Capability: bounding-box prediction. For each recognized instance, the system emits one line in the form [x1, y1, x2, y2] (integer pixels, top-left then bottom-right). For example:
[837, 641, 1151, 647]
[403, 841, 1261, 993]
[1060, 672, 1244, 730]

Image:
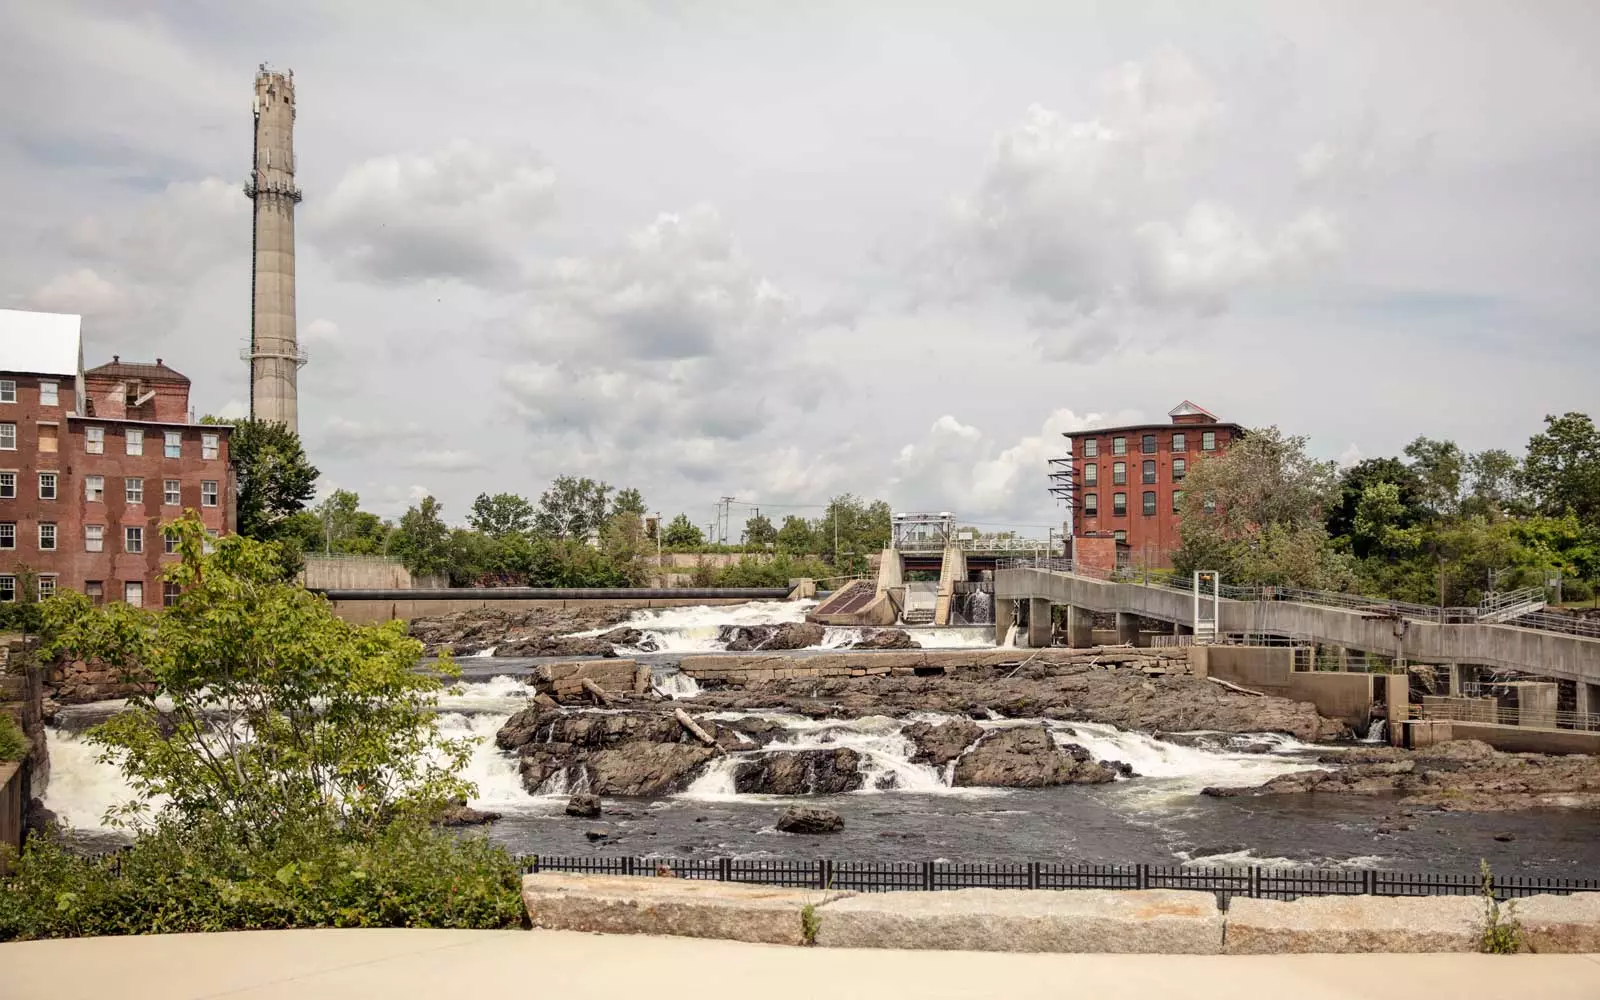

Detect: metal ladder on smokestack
[1193, 571, 1221, 644]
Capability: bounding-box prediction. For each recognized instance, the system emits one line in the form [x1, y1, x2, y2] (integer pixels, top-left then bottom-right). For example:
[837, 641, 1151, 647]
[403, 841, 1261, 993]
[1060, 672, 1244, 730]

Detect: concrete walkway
[3, 929, 1598, 1000]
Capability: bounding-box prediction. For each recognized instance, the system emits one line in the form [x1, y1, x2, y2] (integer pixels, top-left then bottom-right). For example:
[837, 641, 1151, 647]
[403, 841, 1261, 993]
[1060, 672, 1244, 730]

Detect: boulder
[719, 622, 826, 651]
[902, 720, 983, 766]
[952, 726, 1119, 788]
[580, 743, 718, 797]
[734, 749, 864, 795]
[566, 793, 602, 818]
[435, 796, 501, 827]
[597, 627, 659, 652]
[776, 805, 844, 833]
[852, 629, 919, 650]
[497, 635, 619, 658]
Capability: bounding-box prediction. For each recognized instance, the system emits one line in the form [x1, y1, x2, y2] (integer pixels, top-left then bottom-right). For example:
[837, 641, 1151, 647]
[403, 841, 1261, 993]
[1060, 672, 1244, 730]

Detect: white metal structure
[891, 512, 955, 551]
[1192, 570, 1221, 644]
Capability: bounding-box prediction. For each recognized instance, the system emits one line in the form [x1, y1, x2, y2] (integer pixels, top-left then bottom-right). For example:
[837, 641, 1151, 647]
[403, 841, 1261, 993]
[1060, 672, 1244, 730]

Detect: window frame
[1142, 460, 1156, 484]
[85, 524, 104, 552]
[1111, 436, 1127, 456]
[164, 430, 182, 458]
[1173, 457, 1187, 482]
[0, 575, 13, 603]
[36, 422, 58, 454]
[85, 426, 105, 454]
[85, 475, 104, 502]
[1142, 491, 1157, 517]
[125, 476, 144, 504]
[164, 479, 181, 506]
[0, 522, 14, 549]
[1082, 492, 1098, 516]
[1202, 431, 1217, 452]
[164, 528, 180, 554]
[1141, 433, 1157, 454]
[126, 427, 144, 456]
[202, 432, 219, 460]
[1083, 463, 1098, 486]
[0, 422, 15, 450]
[1082, 438, 1098, 458]
[85, 581, 104, 606]
[124, 581, 144, 608]
[1171, 432, 1186, 453]
[0, 381, 14, 404]
[38, 471, 57, 500]
[1112, 492, 1128, 517]
[39, 381, 58, 407]
[0, 472, 13, 499]
[201, 480, 219, 507]
[1172, 490, 1185, 514]
[163, 581, 181, 608]
[1112, 461, 1127, 485]
[38, 522, 56, 550]
[125, 526, 144, 554]
[1112, 530, 1127, 543]
[37, 575, 56, 599]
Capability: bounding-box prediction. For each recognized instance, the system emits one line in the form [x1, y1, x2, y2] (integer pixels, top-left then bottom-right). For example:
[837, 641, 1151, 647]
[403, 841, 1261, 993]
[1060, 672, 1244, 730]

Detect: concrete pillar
[248, 69, 303, 432]
[994, 599, 1017, 646]
[1385, 673, 1409, 747]
[1028, 598, 1053, 648]
[1582, 683, 1600, 730]
[1172, 622, 1193, 637]
[1446, 663, 1461, 697]
[1116, 612, 1143, 647]
[1513, 682, 1558, 729]
[1065, 605, 1094, 649]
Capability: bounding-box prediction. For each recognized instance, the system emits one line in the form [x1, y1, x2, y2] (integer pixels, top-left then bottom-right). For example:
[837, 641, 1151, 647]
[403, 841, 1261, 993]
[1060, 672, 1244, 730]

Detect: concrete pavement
[3, 929, 1599, 1000]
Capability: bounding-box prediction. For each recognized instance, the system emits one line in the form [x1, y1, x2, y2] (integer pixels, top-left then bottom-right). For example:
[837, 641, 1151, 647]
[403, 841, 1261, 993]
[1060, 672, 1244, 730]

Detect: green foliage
[39, 515, 470, 841]
[0, 714, 26, 763]
[745, 514, 778, 548]
[820, 494, 892, 572]
[800, 902, 820, 946]
[1478, 860, 1524, 955]
[612, 488, 648, 519]
[0, 818, 523, 940]
[535, 476, 615, 540]
[391, 496, 453, 579]
[230, 420, 320, 545]
[309, 490, 392, 555]
[661, 513, 707, 549]
[776, 515, 818, 555]
[468, 492, 536, 539]
[708, 555, 831, 588]
[1522, 412, 1600, 522]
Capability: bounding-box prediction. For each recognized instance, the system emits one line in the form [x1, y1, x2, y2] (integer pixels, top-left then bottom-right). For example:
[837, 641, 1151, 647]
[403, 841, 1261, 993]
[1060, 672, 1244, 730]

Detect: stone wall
[301, 555, 446, 591]
[46, 656, 143, 704]
[0, 636, 49, 867]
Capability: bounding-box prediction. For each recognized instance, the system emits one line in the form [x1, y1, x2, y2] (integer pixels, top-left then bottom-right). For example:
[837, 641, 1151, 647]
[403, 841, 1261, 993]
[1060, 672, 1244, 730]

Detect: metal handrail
[1416, 700, 1600, 733]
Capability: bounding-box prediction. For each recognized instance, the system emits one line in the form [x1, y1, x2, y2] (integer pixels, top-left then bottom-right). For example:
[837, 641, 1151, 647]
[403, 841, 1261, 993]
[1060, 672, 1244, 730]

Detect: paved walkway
[3, 929, 1598, 999]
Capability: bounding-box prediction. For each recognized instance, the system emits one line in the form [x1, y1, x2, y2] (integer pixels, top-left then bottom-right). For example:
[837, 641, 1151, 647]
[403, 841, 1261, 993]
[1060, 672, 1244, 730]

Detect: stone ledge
[1224, 895, 1481, 953]
[1515, 892, 1600, 953]
[521, 872, 851, 946]
[812, 888, 1223, 954]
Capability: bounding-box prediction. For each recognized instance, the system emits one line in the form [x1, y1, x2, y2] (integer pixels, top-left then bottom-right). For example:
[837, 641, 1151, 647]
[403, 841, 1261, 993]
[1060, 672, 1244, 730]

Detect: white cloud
[30, 268, 124, 317]
[315, 140, 555, 287]
[1337, 443, 1364, 468]
[302, 318, 340, 345]
[401, 449, 486, 473]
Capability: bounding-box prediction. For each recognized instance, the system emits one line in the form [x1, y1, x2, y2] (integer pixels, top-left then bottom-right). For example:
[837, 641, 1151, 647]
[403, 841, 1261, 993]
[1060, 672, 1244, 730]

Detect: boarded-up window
[38, 424, 58, 453]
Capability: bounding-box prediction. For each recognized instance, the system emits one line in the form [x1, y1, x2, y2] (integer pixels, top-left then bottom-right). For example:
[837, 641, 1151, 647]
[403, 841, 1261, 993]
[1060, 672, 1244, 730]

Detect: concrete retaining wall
[1190, 646, 1374, 728]
[328, 596, 758, 626]
[300, 556, 446, 591]
[0, 762, 21, 874]
[1412, 721, 1600, 755]
[679, 647, 1191, 685]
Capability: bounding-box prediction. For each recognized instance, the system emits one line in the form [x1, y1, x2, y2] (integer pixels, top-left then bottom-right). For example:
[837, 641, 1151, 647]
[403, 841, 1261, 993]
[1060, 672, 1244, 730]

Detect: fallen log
[580, 678, 612, 706]
[675, 707, 718, 747]
[1207, 676, 1266, 697]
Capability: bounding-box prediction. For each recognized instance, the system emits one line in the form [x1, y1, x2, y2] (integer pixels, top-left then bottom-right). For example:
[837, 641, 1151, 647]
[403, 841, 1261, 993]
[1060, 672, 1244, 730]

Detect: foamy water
[567, 600, 1000, 653]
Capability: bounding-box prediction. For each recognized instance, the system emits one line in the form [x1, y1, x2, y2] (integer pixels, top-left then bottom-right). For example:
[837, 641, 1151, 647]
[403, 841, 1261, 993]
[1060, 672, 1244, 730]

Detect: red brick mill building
[0, 310, 234, 608]
[1050, 401, 1241, 571]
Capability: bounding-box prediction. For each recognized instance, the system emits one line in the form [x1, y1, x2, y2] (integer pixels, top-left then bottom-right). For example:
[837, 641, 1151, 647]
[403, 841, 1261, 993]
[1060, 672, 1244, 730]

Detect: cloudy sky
[3, 1, 1596, 535]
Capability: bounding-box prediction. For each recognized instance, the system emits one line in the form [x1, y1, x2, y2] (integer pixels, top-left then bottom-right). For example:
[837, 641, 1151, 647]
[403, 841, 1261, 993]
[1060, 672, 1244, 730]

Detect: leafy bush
[1478, 860, 1524, 954]
[0, 819, 523, 940]
[709, 556, 832, 588]
[0, 714, 25, 762]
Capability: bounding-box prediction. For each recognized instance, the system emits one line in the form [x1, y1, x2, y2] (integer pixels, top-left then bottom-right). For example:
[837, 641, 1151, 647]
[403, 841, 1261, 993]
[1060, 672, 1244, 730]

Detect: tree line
[1170, 412, 1600, 605]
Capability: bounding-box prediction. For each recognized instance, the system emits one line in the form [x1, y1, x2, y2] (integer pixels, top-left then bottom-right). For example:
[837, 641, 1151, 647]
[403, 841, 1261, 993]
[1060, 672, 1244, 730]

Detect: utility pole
[719, 496, 736, 546]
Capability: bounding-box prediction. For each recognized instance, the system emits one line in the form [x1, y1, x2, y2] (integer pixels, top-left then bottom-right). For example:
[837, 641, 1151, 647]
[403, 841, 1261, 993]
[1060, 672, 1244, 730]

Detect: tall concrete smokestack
[245, 65, 305, 431]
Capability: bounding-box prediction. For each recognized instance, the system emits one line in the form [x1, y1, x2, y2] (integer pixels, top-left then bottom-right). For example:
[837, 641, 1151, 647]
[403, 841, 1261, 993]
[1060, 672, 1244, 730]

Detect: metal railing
[520, 854, 1598, 902]
[1415, 699, 1600, 733]
[899, 536, 1057, 554]
[1507, 610, 1600, 639]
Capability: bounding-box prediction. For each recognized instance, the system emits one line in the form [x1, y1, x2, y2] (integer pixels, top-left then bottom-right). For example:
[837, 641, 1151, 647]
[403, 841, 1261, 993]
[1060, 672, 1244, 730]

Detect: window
[1112, 462, 1126, 485]
[0, 423, 14, 450]
[85, 524, 104, 552]
[39, 381, 58, 407]
[1142, 491, 1157, 516]
[38, 423, 58, 453]
[0, 381, 13, 403]
[1172, 490, 1184, 513]
[125, 477, 144, 504]
[1112, 436, 1127, 455]
[126, 428, 144, 456]
[162, 479, 182, 505]
[38, 522, 56, 550]
[1082, 438, 1098, 458]
[85, 426, 104, 454]
[124, 581, 144, 608]
[1142, 460, 1156, 484]
[85, 475, 104, 502]
[164, 528, 179, 554]
[1203, 497, 1217, 514]
[0, 576, 13, 602]
[37, 575, 55, 599]
[204, 529, 218, 554]
[202, 432, 219, 460]
[1172, 458, 1187, 482]
[1142, 434, 1157, 454]
[163, 581, 181, 607]
[0, 472, 13, 499]
[164, 431, 182, 458]
[125, 526, 143, 553]
[1172, 433, 1186, 452]
[86, 581, 104, 606]
[1112, 530, 1127, 543]
[38, 472, 56, 500]
[1083, 493, 1098, 516]
[201, 480, 218, 507]
[0, 523, 13, 549]
[1112, 492, 1127, 517]
[1083, 463, 1098, 486]
[1202, 431, 1217, 451]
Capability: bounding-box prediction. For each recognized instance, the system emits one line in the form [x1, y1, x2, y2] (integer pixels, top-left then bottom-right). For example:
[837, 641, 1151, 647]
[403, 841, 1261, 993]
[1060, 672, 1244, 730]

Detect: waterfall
[653, 670, 702, 699]
[1363, 719, 1388, 744]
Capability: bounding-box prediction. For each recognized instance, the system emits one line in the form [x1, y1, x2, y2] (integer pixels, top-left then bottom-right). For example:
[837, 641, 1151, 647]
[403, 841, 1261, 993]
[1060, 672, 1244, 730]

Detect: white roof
[1168, 399, 1218, 419]
[0, 310, 82, 377]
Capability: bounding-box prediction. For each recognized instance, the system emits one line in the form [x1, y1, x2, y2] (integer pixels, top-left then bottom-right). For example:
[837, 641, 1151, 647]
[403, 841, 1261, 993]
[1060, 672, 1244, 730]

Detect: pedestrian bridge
[995, 564, 1600, 691]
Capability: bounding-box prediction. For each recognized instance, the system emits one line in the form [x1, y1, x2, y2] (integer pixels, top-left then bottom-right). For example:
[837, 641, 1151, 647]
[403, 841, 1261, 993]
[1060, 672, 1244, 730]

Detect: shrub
[0, 818, 524, 940]
[1478, 860, 1524, 954]
[0, 714, 24, 762]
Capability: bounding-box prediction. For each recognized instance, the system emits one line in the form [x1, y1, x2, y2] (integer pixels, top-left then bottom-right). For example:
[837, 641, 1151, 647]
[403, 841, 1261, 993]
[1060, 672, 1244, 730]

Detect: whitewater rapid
[568, 601, 996, 654]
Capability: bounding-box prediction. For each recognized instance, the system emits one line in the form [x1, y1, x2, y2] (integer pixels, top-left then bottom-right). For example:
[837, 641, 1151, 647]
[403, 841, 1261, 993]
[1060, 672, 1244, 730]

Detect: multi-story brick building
[0, 309, 234, 608]
[1049, 401, 1242, 569]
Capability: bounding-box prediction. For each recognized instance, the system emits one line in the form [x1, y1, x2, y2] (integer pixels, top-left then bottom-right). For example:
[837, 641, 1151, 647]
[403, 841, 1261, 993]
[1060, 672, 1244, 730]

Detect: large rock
[499, 635, 618, 658]
[434, 796, 501, 827]
[734, 749, 864, 795]
[852, 629, 919, 650]
[776, 805, 844, 833]
[596, 627, 658, 652]
[566, 793, 602, 818]
[902, 720, 983, 766]
[813, 888, 1222, 954]
[1516, 891, 1600, 953]
[1223, 895, 1481, 953]
[952, 726, 1119, 788]
[719, 622, 826, 651]
[409, 605, 636, 657]
[580, 743, 717, 797]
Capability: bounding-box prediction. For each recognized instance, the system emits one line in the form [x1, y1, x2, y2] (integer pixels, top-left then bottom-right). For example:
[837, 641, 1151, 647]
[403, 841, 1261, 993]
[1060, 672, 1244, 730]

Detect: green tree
[230, 419, 320, 545]
[467, 492, 536, 539]
[821, 494, 892, 570]
[661, 513, 706, 549]
[1462, 448, 1523, 519]
[307, 489, 390, 555]
[1327, 457, 1427, 545]
[534, 476, 614, 540]
[390, 496, 452, 578]
[1404, 436, 1467, 518]
[1521, 412, 1600, 522]
[776, 515, 817, 555]
[612, 487, 648, 520]
[39, 515, 472, 843]
[745, 514, 777, 548]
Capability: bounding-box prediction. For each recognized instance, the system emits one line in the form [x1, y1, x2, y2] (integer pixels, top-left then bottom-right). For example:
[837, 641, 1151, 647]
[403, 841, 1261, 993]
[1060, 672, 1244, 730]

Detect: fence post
[719, 856, 732, 882]
[924, 860, 935, 891]
[624, 856, 634, 877]
[1250, 866, 1259, 898]
[530, 854, 541, 874]
[1363, 869, 1374, 896]
[1028, 862, 1039, 890]
[821, 858, 832, 890]
[1137, 863, 1148, 890]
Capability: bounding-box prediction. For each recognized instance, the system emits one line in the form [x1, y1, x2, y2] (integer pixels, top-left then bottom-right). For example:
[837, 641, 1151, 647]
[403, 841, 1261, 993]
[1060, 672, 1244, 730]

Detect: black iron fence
[517, 854, 1600, 903]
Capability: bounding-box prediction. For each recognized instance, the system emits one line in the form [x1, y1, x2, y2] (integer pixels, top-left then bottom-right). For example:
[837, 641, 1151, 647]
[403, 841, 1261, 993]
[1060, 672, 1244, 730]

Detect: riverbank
[5, 928, 1597, 1000]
